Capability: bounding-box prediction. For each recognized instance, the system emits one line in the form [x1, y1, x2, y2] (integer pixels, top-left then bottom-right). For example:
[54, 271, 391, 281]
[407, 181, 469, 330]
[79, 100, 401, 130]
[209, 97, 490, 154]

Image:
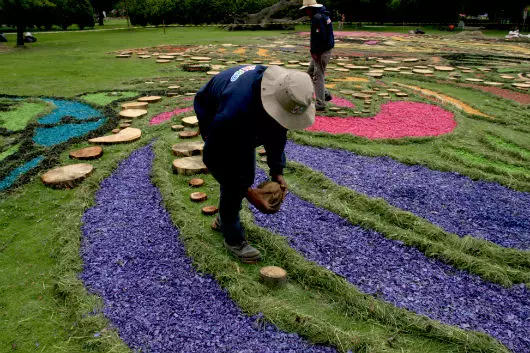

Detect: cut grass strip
[484, 133, 530, 162]
[0, 143, 20, 161]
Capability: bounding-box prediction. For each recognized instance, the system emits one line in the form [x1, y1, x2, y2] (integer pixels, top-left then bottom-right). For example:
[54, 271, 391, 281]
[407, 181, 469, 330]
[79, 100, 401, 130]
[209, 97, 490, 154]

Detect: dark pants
[217, 185, 246, 245]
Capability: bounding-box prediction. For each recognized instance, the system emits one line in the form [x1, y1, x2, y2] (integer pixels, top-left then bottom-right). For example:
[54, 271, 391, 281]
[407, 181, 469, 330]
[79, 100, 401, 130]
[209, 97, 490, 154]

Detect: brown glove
[246, 181, 284, 214]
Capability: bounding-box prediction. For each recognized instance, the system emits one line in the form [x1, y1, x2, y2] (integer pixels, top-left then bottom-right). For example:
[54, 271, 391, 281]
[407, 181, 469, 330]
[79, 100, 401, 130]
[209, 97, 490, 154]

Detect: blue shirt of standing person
[194, 65, 315, 263]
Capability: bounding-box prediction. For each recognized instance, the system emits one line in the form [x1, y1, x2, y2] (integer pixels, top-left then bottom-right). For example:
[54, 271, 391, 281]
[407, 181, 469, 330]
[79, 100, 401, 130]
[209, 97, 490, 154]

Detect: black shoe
[224, 240, 262, 263]
[325, 93, 332, 101]
[316, 105, 326, 111]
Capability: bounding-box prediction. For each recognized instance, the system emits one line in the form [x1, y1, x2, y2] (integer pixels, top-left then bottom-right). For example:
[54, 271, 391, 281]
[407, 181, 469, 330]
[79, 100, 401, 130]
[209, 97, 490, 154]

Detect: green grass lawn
[0, 24, 528, 353]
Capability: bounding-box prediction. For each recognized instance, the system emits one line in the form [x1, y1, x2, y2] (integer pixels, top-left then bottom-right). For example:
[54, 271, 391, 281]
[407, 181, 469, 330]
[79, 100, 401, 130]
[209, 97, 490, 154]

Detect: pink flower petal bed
[330, 96, 355, 108]
[306, 101, 456, 139]
[149, 107, 193, 125]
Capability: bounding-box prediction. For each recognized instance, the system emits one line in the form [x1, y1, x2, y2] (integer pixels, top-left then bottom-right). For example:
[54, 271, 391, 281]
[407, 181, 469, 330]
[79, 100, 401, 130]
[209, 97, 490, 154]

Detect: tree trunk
[16, 24, 25, 47]
[239, 0, 300, 25]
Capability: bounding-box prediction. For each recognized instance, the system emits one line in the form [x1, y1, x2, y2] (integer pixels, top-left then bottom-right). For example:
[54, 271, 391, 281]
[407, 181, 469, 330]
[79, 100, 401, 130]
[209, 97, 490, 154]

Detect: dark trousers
[217, 185, 246, 246]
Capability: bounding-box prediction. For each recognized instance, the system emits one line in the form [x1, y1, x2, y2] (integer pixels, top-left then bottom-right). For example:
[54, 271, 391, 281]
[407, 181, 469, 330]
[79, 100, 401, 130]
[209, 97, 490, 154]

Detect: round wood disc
[119, 109, 147, 119]
[347, 66, 370, 70]
[465, 78, 484, 82]
[201, 205, 218, 215]
[41, 163, 94, 188]
[189, 178, 205, 187]
[172, 156, 208, 175]
[395, 92, 409, 97]
[116, 54, 131, 58]
[120, 123, 131, 128]
[181, 116, 198, 127]
[137, 96, 162, 103]
[352, 92, 372, 100]
[402, 58, 419, 62]
[206, 71, 220, 75]
[156, 59, 171, 63]
[259, 266, 287, 287]
[190, 192, 208, 202]
[257, 148, 266, 156]
[89, 127, 142, 144]
[121, 102, 148, 110]
[172, 141, 204, 157]
[513, 83, 530, 89]
[434, 66, 455, 72]
[412, 69, 434, 74]
[168, 85, 181, 89]
[112, 128, 121, 134]
[483, 82, 504, 86]
[158, 55, 175, 60]
[179, 130, 200, 139]
[269, 61, 284, 66]
[500, 75, 515, 79]
[138, 55, 151, 59]
[365, 72, 383, 78]
[171, 124, 185, 131]
[69, 146, 103, 160]
[190, 56, 212, 61]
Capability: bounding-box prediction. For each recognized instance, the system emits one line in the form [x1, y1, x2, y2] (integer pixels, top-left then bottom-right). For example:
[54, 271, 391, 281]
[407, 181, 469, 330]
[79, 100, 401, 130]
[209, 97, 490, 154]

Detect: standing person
[338, 13, 345, 31]
[300, 0, 335, 111]
[194, 65, 315, 263]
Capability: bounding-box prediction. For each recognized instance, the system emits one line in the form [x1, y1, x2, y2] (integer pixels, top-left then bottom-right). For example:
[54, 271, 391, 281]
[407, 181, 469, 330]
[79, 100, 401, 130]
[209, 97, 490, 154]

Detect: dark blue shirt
[194, 65, 287, 191]
[310, 6, 335, 54]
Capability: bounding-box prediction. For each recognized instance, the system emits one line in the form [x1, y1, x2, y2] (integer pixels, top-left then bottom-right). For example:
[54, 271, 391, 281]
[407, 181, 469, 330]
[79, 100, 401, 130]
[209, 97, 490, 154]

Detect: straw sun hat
[299, 0, 323, 9]
[261, 66, 315, 130]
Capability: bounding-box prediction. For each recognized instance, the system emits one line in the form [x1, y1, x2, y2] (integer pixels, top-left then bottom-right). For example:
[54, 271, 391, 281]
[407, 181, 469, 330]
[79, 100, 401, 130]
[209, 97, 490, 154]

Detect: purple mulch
[80, 144, 335, 353]
[284, 141, 530, 250]
[253, 170, 530, 353]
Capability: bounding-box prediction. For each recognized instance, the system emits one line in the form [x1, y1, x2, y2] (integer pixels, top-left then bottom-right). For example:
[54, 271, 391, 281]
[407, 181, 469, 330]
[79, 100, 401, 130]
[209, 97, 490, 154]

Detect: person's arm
[264, 129, 288, 199]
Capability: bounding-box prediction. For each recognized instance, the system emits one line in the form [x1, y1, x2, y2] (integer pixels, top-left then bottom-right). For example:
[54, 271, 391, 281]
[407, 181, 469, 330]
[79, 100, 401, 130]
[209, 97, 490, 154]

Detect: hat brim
[261, 66, 315, 131]
[300, 3, 323, 9]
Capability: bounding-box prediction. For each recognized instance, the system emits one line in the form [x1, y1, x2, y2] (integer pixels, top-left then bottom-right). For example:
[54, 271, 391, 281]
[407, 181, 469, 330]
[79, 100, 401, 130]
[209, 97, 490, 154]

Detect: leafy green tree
[0, 0, 55, 46]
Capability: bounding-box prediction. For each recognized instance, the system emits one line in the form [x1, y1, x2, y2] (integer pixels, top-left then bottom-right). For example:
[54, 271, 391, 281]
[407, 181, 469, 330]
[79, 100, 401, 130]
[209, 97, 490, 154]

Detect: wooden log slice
[395, 92, 409, 97]
[346, 66, 370, 70]
[269, 61, 284, 66]
[158, 55, 175, 60]
[172, 156, 208, 175]
[119, 123, 131, 128]
[207, 71, 220, 75]
[172, 141, 204, 157]
[116, 54, 131, 58]
[156, 59, 171, 64]
[41, 163, 94, 189]
[112, 129, 121, 134]
[190, 192, 208, 202]
[69, 146, 103, 160]
[402, 58, 419, 62]
[335, 68, 349, 72]
[179, 130, 200, 139]
[89, 127, 142, 144]
[189, 178, 205, 187]
[434, 66, 455, 72]
[257, 148, 267, 156]
[137, 96, 162, 103]
[190, 56, 212, 61]
[288, 60, 300, 64]
[387, 88, 401, 93]
[259, 266, 287, 287]
[465, 78, 484, 82]
[500, 75, 515, 79]
[171, 124, 185, 131]
[513, 83, 530, 89]
[352, 92, 372, 100]
[412, 69, 434, 74]
[181, 116, 198, 127]
[138, 55, 152, 59]
[365, 72, 383, 78]
[371, 65, 386, 69]
[483, 82, 504, 86]
[168, 85, 181, 89]
[121, 102, 148, 110]
[377, 59, 399, 64]
[201, 205, 218, 215]
[119, 109, 148, 119]
[329, 107, 341, 112]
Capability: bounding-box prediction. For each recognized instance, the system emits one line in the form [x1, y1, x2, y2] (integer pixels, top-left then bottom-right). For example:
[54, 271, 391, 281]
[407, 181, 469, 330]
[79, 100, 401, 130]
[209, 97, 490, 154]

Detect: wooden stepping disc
[371, 65, 386, 69]
[384, 67, 400, 72]
[172, 141, 204, 157]
[116, 54, 131, 58]
[201, 205, 218, 215]
[138, 96, 162, 103]
[335, 68, 349, 72]
[412, 69, 434, 74]
[377, 59, 399, 64]
[269, 61, 284, 66]
[120, 123, 131, 128]
[168, 85, 181, 89]
[500, 75, 515, 79]
[189, 178, 205, 187]
[173, 156, 208, 175]
[206, 71, 220, 75]
[190, 192, 207, 202]
[329, 107, 341, 112]
[69, 146, 103, 160]
[352, 92, 372, 100]
[457, 66, 472, 70]
[260, 157, 267, 163]
[260, 266, 287, 287]
[191, 56, 212, 61]
[171, 124, 185, 131]
[435, 66, 455, 72]
[339, 89, 355, 94]
[395, 92, 409, 97]
[461, 70, 474, 73]
[167, 92, 180, 97]
[378, 92, 390, 97]
[288, 60, 300, 64]
[112, 129, 121, 134]
[179, 130, 200, 139]
[119, 109, 148, 119]
[346, 66, 370, 70]
[465, 78, 484, 82]
[158, 55, 175, 60]
[41, 163, 94, 188]
[402, 58, 419, 62]
[138, 55, 151, 59]
[156, 59, 171, 63]
[365, 72, 383, 78]
[89, 127, 141, 144]
[252, 61, 263, 64]
[413, 65, 429, 69]
[257, 148, 266, 156]
[483, 82, 504, 86]
[387, 88, 401, 93]
[121, 102, 148, 110]
[181, 116, 199, 127]
[513, 83, 530, 89]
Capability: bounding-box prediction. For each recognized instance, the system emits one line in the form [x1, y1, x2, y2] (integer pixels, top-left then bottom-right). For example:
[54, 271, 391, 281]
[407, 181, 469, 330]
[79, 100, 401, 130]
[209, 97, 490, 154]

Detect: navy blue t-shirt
[194, 65, 287, 191]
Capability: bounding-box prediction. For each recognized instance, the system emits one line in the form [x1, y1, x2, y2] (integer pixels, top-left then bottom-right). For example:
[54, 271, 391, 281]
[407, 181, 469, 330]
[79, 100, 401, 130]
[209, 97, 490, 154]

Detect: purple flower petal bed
[81, 144, 335, 353]
[252, 171, 530, 353]
[285, 141, 530, 250]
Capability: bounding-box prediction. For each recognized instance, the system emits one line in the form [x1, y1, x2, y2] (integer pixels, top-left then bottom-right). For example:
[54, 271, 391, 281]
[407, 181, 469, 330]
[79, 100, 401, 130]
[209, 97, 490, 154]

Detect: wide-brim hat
[300, 0, 323, 10]
[261, 66, 315, 130]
